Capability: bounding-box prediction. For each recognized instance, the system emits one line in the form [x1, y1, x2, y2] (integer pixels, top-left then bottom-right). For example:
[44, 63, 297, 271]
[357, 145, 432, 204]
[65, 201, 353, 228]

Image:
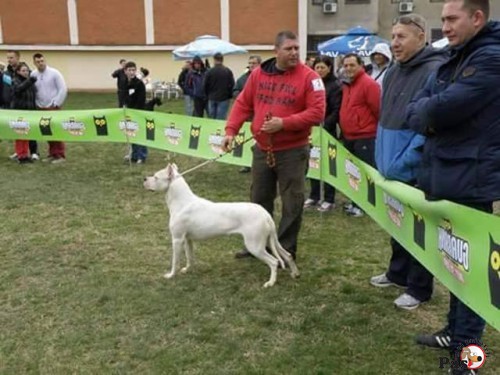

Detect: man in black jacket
[123, 61, 147, 164]
[112, 59, 128, 108]
[203, 53, 234, 120]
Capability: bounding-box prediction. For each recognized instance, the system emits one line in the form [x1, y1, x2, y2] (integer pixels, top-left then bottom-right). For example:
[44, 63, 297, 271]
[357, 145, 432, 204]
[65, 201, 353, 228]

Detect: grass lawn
[1, 93, 499, 374]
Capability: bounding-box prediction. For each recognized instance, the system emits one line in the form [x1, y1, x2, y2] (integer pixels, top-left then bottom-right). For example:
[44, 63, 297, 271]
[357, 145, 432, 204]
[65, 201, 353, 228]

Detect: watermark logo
[439, 340, 489, 371]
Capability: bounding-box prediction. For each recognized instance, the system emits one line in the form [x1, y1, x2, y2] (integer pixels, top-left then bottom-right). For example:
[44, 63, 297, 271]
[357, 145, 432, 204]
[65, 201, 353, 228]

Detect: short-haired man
[123, 61, 147, 164]
[31, 53, 67, 164]
[203, 52, 235, 120]
[111, 58, 128, 108]
[339, 53, 381, 217]
[406, 1, 500, 370]
[233, 55, 262, 98]
[222, 31, 325, 260]
[371, 14, 447, 310]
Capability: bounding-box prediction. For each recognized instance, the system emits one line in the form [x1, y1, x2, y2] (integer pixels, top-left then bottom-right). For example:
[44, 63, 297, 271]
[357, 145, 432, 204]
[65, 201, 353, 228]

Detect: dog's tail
[266, 217, 287, 268]
[266, 216, 300, 278]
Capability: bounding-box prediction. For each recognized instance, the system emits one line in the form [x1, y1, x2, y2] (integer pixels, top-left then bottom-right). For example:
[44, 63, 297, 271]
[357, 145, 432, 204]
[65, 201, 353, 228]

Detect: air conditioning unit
[399, 2, 414, 13]
[323, 2, 337, 14]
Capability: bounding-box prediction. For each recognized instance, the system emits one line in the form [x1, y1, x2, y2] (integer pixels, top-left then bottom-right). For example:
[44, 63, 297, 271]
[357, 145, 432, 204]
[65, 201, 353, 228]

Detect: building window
[345, 0, 371, 4]
[431, 28, 444, 42]
[312, 0, 323, 5]
[307, 34, 336, 55]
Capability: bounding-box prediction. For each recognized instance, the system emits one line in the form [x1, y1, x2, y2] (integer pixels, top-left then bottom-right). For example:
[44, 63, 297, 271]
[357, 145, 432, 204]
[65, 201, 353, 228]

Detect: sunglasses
[393, 16, 425, 33]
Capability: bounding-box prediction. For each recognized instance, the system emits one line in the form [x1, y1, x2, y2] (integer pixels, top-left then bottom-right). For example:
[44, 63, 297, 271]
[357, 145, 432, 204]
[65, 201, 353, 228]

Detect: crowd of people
[2, 1, 497, 372]
[1, 51, 68, 164]
[220, 1, 498, 374]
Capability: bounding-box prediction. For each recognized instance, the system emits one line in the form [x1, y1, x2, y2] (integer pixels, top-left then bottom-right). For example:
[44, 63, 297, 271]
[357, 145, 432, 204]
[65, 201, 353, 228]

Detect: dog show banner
[1, 108, 499, 331]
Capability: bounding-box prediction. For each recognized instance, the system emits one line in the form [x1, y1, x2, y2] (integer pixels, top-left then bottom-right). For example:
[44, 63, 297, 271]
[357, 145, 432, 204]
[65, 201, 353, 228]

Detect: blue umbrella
[318, 26, 389, 57]
[173, 35, 247, 60]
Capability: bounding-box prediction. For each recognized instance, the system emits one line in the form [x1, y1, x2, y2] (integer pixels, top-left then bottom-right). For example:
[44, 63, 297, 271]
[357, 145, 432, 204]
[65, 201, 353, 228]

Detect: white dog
[143, 163, 300, 288]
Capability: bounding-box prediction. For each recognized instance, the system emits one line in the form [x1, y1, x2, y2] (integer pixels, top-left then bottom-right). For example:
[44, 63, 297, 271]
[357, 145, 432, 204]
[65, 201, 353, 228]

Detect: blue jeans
[208, 100, 230, 120]
[184, 95, 193, 116]
[131, 144, 148, 161]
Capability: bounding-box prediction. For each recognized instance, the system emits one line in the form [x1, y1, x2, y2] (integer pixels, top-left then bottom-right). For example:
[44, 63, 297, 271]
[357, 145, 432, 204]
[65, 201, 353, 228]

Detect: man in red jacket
[222, 30, 326, 260]
[339, 53, 381, 217]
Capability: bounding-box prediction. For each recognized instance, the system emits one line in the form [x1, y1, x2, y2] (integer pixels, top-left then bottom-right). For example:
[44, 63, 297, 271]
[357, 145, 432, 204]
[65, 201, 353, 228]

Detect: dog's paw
[163, 272, 175, 279]
[263, 281, 275, 288]
[180, 266, 189, 274]
[291, 271, 301, 279]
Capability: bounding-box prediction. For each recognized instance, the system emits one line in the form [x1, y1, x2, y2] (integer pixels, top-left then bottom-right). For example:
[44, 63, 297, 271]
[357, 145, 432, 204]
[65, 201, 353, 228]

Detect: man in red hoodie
[339, 53, 381, 217]
[222, 30, 326, 260]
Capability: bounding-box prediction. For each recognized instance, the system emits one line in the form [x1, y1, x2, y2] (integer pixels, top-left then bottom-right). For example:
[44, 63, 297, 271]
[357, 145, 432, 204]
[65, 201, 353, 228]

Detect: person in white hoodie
[368, 43, 392, 87]
[31, 52, 68, 163]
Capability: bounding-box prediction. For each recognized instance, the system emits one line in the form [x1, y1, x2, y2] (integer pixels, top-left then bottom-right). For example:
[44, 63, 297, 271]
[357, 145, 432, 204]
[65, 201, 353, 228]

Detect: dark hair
[15, 62, 30, 73]
[342, 53, 363, 66]
[124, 61, 137, 69]
[140, 67, 149, 77]
[7, 50, 20, 58]
[446, 0, 490, 19]
[313, 56, 334, 78]
[32, 52, 44, 60]
[119, 59, 126, 64]
[275, 30, 297, 48]
[213, 52, 223, 62]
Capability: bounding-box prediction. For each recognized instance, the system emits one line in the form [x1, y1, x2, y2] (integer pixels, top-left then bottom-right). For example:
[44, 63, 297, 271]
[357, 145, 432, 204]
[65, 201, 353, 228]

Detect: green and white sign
[1, 108, 499, 331]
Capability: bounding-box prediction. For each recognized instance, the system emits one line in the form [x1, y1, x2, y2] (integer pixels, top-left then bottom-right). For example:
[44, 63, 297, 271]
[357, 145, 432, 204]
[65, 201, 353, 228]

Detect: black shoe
[239, 167, 251, 173]
[18, 157, 33, 164]
[235, 249, 253, 259]
[448, 368, 478, 375]
[415, 327, 451, 349]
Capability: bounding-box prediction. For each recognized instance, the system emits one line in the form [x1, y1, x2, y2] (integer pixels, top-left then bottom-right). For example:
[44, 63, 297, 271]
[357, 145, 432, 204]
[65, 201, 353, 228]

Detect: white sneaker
[123, 154, 131, 162]
[343, 202, 353, 212]
[394, 293, 421, 310]
[317, 202, 335, 212]
[31, 153, 40, 161]
[346, 207, 364, 217]
[303, 198, 317, 209]
[370, 273, 405, 288]
[51, 157, 66, 164]
[9, 152, 18, 161]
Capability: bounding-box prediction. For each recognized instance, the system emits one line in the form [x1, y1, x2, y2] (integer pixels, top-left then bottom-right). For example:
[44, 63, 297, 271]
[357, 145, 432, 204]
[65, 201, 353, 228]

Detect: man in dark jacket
[186, 56, 207, 117]
[203, 53, 234, 120]
[177, 60, 193, 115]
[233, 55, 261, 98]
[112, 59, 128, 108]
[123, 61, 147, 164]
[371, 14, 448, 311]
[407, 1, 500, 371]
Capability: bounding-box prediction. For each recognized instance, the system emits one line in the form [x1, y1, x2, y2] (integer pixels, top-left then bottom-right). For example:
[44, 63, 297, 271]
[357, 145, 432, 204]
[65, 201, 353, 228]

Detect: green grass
[1, 93, 499, 374]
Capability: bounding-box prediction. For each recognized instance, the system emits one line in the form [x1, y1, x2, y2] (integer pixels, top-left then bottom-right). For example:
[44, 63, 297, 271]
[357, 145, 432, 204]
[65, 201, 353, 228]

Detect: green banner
[1, 108, 499, 331]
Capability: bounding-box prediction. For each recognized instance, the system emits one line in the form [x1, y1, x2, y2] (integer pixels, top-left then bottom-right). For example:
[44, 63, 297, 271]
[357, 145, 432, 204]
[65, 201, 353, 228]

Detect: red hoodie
[339, 70, 380, 140]
[225, 58, 325, 151]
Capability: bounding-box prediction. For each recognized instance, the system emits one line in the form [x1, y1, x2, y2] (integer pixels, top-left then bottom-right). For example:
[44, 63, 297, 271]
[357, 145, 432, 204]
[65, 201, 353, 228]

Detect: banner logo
[119, 117, 138, 137]
[328, 142, 337, 177]
[208, 129, 224, 155]
[145, 118, 155, 141]
[39, 117, 52, 136]
[413, 211, 426, 250]
[345, 157, 361, 191]
[94, 116, 108, 136]
[189, 125, 200, 150]
[9, 118, 30, 135]
[232, 131, 246, 158]
[384, 192, 404, 227]
[164, 124, 182, 145]
[438, 219, 470, 282]
[309, 146, 321, 169]
[62, 117, 85, 136]
[489, 236, 500, 309]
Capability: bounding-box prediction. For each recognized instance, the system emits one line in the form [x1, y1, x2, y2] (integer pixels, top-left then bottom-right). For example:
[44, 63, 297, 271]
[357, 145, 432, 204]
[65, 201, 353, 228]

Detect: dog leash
[180, 134, 256, 176]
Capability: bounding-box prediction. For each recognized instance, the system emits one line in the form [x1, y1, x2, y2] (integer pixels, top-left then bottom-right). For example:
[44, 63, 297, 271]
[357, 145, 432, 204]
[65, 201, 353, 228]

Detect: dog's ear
[171, 163, 179, 172]
[165, 163, 175, 180]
